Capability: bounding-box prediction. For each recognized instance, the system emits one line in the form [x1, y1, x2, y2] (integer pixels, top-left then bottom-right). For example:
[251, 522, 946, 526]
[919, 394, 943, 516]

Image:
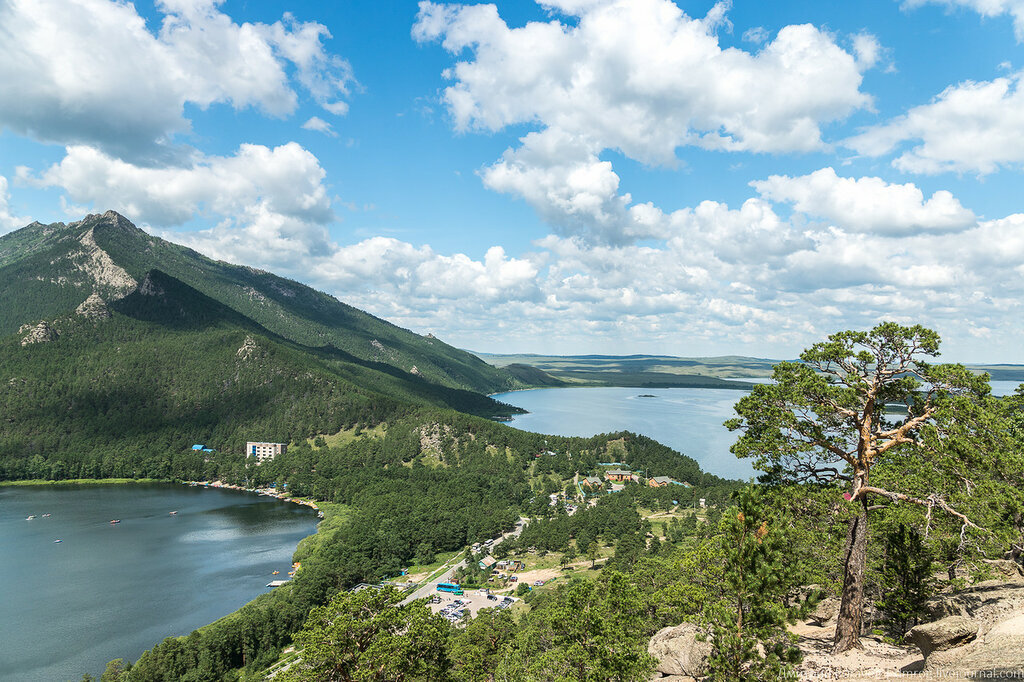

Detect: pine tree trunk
[833, 495, 869, 652]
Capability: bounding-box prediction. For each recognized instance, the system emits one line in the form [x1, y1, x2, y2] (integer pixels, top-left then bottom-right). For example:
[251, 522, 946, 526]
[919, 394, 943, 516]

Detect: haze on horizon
[2, 0, 1023, 363]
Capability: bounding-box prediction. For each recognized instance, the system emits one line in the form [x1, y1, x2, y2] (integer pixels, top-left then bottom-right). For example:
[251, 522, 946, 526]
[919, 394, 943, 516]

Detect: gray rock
[75, 293, 111, 320]
[926, 578, 1024, 635]
[925, 634, 1024, 676]
[907, 615, 978, 658]
[20, 321, 57, 345]
[648, 623, 712, 678]
[808, 596, 840, 626]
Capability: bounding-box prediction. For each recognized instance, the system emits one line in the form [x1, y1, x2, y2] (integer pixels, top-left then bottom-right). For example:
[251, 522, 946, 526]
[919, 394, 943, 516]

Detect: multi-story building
[246, 441, 286, 464]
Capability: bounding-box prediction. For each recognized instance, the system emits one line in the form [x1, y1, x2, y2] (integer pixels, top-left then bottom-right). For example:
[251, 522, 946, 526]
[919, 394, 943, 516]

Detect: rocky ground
[648, 569, 1024, 681]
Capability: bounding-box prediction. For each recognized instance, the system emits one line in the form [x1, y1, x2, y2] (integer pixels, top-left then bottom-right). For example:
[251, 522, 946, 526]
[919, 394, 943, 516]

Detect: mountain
[0, 211, 518, 394]
[0, 212, 532, 480]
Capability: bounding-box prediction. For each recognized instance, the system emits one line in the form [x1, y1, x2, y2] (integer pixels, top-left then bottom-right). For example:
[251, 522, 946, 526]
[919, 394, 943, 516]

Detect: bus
[436, 582, 463, 595]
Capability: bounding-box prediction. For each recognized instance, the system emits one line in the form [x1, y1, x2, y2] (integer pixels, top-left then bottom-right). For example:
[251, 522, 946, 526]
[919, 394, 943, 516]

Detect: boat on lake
[169, 511, 178, 515]
[53, 539, 62, 543]
[26, 515, 35, 520]
[109, 519, 120, 524]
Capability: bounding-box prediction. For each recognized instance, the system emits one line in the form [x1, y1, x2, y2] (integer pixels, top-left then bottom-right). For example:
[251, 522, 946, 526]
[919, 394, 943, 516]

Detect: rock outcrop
[237, 335, 259, 360]
[647, 623, 711, 679]
[906, 615, 978, 658]
[75, 293, 111, 320]
[925, 577, 1024, 635]
[19, 321, 57, 345]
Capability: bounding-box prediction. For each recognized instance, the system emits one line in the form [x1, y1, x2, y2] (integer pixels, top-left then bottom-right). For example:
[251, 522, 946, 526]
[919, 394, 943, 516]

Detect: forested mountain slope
[0, 211, 518, 394]
[0, 265, 519, 480]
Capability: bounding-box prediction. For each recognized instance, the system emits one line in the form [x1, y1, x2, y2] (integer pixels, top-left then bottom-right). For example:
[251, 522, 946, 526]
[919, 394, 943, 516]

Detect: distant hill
[477, 352, 775, 388]
[0, 211, 519, 395]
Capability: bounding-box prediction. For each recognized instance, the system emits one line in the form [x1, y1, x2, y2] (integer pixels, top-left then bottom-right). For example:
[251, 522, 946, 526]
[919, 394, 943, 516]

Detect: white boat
[53, 539, 62, 543]
[26, 515, 35, 520]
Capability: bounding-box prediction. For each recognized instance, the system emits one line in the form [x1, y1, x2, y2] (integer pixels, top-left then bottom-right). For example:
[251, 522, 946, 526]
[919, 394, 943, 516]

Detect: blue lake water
[0, 483, 316, 682]
[492, 385, 758, 480]
[493, 379, 1024, 481]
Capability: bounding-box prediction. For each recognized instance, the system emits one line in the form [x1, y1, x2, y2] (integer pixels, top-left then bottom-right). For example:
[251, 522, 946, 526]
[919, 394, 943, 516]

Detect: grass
[0, 477, 167, 486]
[405, 549, 462, 581]
[307, 424, 386, 449]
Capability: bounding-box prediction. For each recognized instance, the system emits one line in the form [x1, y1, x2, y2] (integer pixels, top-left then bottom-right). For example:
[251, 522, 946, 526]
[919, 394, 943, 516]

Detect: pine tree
[706, 487, 818, 682]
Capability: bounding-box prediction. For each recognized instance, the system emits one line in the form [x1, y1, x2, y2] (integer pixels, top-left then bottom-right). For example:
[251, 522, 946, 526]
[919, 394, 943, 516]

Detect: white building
[247, 441, 286, 464]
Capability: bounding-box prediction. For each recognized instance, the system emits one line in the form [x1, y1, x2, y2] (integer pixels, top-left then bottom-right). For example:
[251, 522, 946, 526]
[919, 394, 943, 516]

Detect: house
[648, 476, 676, 487]
[605, 469, 633, 482]
[479, 556, 498, 571]
[580, 476, 603, 488]
[191, 444, 205, 450]
[247, 441, 287, 464]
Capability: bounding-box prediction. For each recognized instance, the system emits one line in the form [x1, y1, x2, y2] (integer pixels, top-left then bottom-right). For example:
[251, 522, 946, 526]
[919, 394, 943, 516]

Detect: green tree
[726, 323, 985, 652]
[705, 487, 817, 681]
[448, 607, 516, 682]
[874, 523, 936, 639]
[278, 587, 450, 682]
[499, 573, 656, 681]
[99, 659, 129, 682]
[587, 541, 600, 568]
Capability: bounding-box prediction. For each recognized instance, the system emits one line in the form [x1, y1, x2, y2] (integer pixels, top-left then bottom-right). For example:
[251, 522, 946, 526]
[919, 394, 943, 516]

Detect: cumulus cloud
[22, 142, 335, 268]
[847, 72, 1024, 174]
[415, 0, 872, 159]
[904, 0, 1024, 41]
[0, 176, 30, 235]
[302, 117, 338, 136]
[414, 0, 876, 245]
[751, 167, 976, 234]
[0, 0, 355, 160]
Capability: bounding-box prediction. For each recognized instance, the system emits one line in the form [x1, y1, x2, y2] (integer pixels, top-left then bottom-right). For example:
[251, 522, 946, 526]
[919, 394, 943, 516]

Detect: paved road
[402, 517, 528, 604]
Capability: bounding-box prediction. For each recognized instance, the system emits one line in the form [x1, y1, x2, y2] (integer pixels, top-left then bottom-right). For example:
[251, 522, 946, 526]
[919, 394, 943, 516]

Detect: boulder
[648, 623, 712, 678]
[907, 615, 978, 658]
[807, 597, 840, 626]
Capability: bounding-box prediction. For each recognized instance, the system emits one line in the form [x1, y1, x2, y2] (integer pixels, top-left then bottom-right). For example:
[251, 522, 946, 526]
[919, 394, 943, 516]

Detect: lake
[493, 379, 1024, 481]
[492, 385, 758, 480]
[0, 483, 317, 682]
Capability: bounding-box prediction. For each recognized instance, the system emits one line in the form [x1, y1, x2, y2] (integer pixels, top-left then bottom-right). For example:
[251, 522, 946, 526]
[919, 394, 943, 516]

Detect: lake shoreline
[1, 477, 168, 487]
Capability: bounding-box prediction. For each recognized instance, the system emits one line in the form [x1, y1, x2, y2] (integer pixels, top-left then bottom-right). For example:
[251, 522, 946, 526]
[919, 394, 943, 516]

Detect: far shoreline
[1, 477, 168, 487]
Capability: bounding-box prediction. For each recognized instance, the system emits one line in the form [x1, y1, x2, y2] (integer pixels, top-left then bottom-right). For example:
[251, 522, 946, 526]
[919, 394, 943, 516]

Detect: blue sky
[3, 0, 1024, 362]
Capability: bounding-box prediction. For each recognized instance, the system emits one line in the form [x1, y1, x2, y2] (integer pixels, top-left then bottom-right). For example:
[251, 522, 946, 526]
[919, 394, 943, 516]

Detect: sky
[2, 0, 1024, 362]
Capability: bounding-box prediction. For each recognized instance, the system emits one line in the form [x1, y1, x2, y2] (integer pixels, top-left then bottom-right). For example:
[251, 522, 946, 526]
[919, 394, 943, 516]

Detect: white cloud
[414, 0, 875, 245]
[0, 176, 30, 235]
[904, 0, 1024, 41]
[0, 0, 355, 160]
[23, 143, 335, 268]
[847, 72, 1024, 174]
[742, 26, 769, 44]
[302, 117, 338, 136]
[416, 0, 872, 159]
[751, 167, 976, 234]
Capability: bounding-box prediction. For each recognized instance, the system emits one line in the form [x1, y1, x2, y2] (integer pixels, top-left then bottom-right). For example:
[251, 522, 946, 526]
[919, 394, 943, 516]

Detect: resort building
[648, 476, 676, 487]
[580, 475, 603, 488]
[605, 469, 633, 483]
[247, 441, 287, 464]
